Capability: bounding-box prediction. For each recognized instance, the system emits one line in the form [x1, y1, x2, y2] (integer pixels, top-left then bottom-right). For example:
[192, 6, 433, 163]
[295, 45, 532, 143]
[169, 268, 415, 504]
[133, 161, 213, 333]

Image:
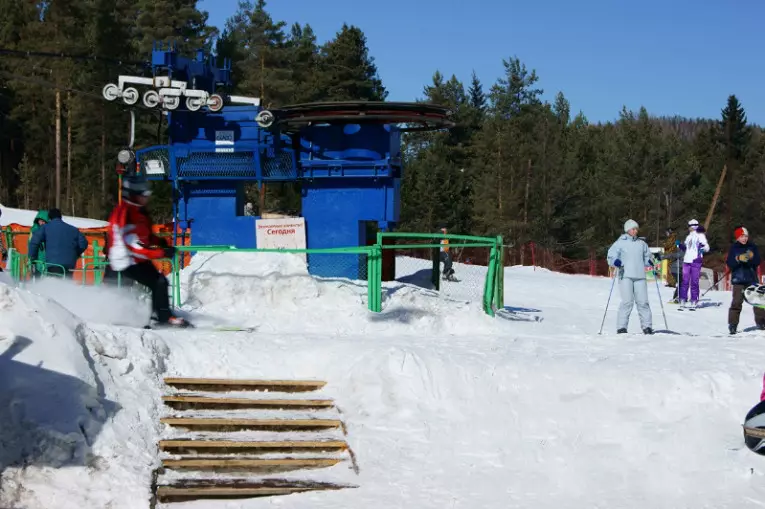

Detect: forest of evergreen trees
[0, 0, 762, 263]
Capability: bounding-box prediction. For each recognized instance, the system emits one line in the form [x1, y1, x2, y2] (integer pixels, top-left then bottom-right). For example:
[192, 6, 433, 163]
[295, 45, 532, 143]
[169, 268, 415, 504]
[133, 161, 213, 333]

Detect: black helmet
[122, 174, 151, 196]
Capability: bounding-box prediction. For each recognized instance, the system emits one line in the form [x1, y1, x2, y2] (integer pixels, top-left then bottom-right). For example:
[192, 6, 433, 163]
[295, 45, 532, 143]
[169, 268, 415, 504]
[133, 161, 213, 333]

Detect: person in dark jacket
[28, 208, 88, 278]
[726, 226, 765, 334]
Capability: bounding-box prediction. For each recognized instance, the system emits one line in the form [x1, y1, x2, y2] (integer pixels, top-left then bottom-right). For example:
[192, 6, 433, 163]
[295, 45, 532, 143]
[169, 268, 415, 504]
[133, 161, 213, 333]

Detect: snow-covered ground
[0, 203, 107, 228]
[2, 252, 765, 508]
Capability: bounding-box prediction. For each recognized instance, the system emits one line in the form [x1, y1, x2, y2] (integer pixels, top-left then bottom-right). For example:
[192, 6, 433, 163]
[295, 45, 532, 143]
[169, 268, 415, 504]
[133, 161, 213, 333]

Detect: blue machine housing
[133, 46, 441, 281]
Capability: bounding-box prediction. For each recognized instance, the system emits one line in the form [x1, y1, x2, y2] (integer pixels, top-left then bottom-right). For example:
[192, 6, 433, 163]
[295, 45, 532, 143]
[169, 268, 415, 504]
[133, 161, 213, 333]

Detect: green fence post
[8, 248, 17, 281]
[495, 235, 504, 310]
[367, 245, 382, 312]
[483, 244, 498, 317]
[173, 250, 181, 308]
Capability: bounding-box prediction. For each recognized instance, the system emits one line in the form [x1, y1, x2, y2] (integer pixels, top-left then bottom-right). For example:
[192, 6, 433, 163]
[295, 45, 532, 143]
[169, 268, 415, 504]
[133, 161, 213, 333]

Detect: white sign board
[215, 130, 234, 153]
[255, 217, 307, 262]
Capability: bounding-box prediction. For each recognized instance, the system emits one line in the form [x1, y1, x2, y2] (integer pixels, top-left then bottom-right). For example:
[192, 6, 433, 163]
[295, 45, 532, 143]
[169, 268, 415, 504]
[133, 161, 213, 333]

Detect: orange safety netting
[0, 222, 190, 283]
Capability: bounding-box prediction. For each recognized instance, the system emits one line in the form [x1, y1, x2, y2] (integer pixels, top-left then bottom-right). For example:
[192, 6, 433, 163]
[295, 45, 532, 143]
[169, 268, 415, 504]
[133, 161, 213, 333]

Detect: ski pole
[598, 271, 618, 335]
[700, 268, 731, 299]
[652, 267, 669, 330]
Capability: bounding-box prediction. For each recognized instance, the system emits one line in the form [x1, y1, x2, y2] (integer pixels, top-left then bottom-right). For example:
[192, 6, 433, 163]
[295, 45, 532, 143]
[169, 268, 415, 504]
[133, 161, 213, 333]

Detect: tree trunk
[260, 53, 265, 100]
[524, 159, 531, 225]
[496, 125, 503, 213]
[101, 112, 106, 206]
[66, 92, 72, 214]
[55, 90, 61, 208]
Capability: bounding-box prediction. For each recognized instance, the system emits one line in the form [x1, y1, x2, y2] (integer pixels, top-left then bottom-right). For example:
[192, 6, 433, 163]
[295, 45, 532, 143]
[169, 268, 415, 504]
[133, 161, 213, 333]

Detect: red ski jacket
[106, 200, 166, 271]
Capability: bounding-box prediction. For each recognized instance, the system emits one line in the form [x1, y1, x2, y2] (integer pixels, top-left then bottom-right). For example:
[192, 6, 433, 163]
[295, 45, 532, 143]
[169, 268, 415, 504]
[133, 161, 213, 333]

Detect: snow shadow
[367, 306, 434, 323]
[0, 336, 120, 475]
[504, 305, 543, 313]
[497, 307, 543, 323]
[395, 269, 436, 291]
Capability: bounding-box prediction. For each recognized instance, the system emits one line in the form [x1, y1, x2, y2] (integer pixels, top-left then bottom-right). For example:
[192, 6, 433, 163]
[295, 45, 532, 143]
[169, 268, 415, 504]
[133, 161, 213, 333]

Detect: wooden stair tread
[160, 417, 343, 431]
[164, 378, 326, 392]
[159, 439, 348, 450]
[163, 395, 334, 408]
[163, 457, 342, 467]
[156, 480, 351, 500]
[158, 486, 316, 497]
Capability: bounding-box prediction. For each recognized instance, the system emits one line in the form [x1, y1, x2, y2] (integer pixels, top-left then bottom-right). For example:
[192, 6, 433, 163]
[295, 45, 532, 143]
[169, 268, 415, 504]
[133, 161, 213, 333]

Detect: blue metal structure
[112, 45, 453, 280]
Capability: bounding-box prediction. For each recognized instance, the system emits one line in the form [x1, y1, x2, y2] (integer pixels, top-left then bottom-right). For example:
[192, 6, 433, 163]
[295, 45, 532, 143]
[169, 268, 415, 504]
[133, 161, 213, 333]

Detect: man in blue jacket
[607, 219, 655, 334]
[28, 208, 88, 278]
[726, 226, 765, 334]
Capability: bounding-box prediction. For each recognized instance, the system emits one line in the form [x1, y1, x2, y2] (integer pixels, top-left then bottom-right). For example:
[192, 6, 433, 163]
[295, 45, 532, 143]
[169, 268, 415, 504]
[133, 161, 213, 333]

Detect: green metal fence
[375, 232, 504, 316]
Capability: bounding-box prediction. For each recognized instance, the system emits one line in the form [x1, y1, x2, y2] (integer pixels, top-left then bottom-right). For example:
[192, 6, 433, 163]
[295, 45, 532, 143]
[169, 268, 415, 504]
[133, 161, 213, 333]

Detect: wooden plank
[163, 378, 326, 392]
[155, 480, 352, 502]
[162, 395, 334, 410]
[162, 457, 342, 470]
[160, 417, 342, 431]
[159, 439, 348, 453]
[158, 485, 315, 497]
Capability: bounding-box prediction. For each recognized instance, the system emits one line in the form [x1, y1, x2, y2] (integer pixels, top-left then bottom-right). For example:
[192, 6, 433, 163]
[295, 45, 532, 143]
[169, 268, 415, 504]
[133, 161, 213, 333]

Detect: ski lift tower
[103, 43, 454, 280]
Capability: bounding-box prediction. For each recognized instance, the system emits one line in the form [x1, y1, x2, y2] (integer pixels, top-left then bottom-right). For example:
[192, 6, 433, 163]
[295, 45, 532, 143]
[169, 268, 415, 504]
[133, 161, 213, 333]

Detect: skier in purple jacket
[678, 218, 709, 309]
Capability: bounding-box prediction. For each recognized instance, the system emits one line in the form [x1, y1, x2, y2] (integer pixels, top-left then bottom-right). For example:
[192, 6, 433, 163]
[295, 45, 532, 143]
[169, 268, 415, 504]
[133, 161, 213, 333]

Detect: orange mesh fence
[0, 222, 190, 282]
[390, 241, 610, 277]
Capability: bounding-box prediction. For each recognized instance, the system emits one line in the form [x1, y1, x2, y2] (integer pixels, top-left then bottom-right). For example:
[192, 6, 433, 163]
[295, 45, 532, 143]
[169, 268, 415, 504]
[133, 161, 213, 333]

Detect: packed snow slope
[3, 251, 765, 509]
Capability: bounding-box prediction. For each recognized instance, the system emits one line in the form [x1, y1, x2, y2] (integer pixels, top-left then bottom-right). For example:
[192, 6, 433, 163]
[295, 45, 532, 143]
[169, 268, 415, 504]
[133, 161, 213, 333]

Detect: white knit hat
[624, 219, 639, 232]
[688, 218, 699, 228]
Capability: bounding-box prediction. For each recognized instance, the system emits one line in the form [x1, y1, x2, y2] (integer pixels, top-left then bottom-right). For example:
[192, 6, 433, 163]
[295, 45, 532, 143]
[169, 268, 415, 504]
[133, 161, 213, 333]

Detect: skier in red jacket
[106, 174, 190, 328]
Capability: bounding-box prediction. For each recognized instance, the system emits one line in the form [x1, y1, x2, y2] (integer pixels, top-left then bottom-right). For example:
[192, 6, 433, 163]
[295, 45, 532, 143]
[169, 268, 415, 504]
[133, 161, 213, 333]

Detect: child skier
[678, 218, 709, 309]
[439, 227, 456, 281]
[726, 226, 765, 334]
[607, 219, 655, 334]
[106, 174, 190, 328]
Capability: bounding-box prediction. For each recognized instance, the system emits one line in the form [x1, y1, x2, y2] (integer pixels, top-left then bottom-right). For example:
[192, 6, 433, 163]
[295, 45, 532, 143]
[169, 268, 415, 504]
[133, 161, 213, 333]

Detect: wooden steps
[154, 377, 358, 503]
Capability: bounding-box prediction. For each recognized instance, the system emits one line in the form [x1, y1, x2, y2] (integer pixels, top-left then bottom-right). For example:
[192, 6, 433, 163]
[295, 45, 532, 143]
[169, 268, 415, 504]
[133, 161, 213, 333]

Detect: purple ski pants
[679, 260, 702, 302]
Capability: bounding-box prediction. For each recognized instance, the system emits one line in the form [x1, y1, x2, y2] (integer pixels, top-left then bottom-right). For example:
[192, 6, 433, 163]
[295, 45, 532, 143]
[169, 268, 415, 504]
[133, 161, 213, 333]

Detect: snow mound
[0, 203, 107, 228]
[177, 251, 505, 335]
[0, 280, 168, 508]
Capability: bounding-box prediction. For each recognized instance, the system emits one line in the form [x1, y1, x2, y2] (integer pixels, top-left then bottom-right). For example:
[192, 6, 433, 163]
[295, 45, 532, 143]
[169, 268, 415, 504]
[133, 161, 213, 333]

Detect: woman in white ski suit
[607, 219, 655, 334]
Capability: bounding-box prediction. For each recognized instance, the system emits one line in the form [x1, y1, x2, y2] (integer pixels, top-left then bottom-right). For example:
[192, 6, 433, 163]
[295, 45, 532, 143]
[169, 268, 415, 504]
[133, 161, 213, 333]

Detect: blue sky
[199, 0, 765, 125]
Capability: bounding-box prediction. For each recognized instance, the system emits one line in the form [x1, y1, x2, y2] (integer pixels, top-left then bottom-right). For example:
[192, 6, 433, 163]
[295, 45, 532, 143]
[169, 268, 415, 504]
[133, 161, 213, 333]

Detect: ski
[143, 323, 256, 332]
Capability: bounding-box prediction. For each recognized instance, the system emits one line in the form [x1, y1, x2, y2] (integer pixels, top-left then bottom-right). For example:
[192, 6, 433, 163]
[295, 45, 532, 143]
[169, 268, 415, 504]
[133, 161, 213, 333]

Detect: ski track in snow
[1, 252, 765, 508]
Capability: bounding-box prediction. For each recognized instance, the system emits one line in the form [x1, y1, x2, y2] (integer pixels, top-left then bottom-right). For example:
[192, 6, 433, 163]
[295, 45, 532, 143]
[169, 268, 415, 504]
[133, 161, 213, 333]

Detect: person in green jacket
[29, 209, 49, 272]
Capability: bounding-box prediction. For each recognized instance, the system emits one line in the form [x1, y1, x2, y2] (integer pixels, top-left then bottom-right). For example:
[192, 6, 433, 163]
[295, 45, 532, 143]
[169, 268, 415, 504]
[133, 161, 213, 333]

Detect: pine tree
[316, 23, 387, 101]
[132, 0, 216, 55]
[285, 22, 320, 103]
[221, 0, 293, 106]
[719, 94, 750, 239]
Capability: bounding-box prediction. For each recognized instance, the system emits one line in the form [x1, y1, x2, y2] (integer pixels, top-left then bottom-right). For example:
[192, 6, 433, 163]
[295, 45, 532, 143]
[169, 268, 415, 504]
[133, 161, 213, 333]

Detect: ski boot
[617, 328, 627, 334]
[147, 314, 193, 329]
[643, 327, 654, 335]
[729, 324, 737, 335]
[167, 316, 193, 328]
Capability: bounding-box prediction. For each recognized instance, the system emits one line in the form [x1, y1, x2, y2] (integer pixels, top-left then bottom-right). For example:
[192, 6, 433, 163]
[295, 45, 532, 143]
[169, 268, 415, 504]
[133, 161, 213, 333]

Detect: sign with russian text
[255, 217, 307, 262]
